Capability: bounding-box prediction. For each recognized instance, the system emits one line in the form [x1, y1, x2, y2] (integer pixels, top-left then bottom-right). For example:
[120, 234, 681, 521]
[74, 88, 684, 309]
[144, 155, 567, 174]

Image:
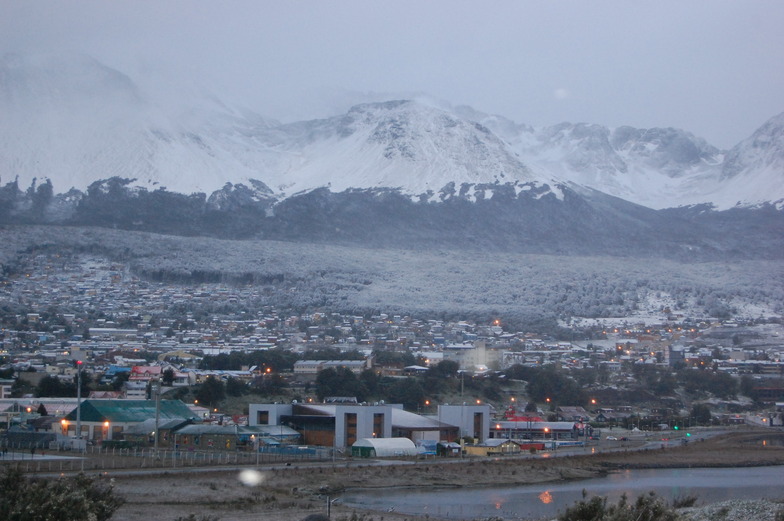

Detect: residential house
[464, 438, 523, 456]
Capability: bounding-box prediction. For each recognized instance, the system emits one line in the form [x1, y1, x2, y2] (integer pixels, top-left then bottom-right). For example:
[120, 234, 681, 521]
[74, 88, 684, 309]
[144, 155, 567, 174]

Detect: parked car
[606, 436, 618, 441]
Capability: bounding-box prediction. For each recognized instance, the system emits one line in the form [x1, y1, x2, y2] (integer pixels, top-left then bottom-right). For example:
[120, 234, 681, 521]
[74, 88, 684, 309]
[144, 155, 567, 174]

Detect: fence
[0, 444, 340, 474]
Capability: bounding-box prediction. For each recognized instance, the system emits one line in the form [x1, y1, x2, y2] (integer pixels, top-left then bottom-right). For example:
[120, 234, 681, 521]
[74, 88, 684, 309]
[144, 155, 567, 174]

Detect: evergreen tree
[225, 376, 246, 397]
[428, 360, 459, 379]
[162, 368, 175, 386]
[195, 376, 226, 407]
[315, 367, 366, 401]
[386, 378, 425, 410]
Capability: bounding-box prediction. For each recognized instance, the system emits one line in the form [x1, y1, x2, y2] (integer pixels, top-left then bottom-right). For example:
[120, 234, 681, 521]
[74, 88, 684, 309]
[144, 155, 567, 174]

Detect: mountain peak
[723, 112, 784, 176]
[0, 54, 782, 210]
[711, 111, 784, 209]
[262, 98, 544, 198]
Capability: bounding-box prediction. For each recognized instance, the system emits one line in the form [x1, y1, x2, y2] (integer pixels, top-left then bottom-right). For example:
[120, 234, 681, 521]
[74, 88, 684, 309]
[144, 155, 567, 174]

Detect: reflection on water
[538, 490, 553, 504]
[342, 466, 784, 520]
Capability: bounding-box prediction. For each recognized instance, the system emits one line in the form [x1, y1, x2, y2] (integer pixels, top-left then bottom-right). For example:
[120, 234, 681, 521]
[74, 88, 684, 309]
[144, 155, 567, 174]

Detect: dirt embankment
[107, 429, 784, 521]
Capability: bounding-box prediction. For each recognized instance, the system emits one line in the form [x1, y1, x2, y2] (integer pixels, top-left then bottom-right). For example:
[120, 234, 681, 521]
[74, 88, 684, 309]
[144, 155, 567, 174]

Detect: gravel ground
[680, 499, 784, 521]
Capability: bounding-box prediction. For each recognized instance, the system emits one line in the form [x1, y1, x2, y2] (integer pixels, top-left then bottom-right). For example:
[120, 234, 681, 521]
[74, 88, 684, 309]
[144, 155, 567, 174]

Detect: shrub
[558, 491, 680, 521]
[671, 494, 698, 508]
[0, 466, 124, 521]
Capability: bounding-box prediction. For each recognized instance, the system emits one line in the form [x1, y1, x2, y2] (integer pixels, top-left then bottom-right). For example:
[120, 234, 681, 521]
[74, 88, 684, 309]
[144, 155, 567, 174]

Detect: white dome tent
[351, 437, 417, 458]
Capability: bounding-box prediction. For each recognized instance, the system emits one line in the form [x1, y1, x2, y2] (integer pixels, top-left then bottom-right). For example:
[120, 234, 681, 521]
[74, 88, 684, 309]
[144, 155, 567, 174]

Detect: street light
[76, 360, 82, 449]
[251, 435, 259, 465]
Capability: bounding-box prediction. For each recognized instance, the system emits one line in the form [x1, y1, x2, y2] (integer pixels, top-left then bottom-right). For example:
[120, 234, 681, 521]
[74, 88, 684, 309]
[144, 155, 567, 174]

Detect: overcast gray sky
[3, 0, 783, 148]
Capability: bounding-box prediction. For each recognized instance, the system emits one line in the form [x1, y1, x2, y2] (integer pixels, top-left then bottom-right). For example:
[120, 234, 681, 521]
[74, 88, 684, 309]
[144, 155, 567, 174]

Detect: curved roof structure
[351, 437, 417, 457]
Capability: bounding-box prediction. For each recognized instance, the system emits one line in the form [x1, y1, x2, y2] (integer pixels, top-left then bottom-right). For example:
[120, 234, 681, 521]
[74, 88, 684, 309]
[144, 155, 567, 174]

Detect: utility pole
[76, 360, 82, 450]
[154, 378, 161, 453]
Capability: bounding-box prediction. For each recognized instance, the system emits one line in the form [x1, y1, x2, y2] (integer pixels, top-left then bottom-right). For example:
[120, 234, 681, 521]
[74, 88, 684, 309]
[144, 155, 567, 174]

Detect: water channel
[341, 465, 784, 520]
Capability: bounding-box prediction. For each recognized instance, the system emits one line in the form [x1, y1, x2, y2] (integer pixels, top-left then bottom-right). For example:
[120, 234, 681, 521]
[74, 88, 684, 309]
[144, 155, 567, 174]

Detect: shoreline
[32, 428, 784, 521]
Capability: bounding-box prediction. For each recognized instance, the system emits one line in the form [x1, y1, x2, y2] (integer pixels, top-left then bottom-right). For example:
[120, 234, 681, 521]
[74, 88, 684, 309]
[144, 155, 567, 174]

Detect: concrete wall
[437, 404, 490, 442]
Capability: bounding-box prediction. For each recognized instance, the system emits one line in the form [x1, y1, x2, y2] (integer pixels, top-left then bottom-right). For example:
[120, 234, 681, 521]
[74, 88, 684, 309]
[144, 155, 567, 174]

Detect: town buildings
[2, 251, 783, 452]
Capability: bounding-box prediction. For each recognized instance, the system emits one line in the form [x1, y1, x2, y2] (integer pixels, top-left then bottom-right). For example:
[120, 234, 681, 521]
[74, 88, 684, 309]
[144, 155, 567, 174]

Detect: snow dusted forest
[2, 226, 781, 327]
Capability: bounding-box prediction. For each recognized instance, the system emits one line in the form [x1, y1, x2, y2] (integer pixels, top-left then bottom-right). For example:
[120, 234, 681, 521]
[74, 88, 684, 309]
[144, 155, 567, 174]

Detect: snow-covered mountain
[1, 53, 782, 211]
[256, 100, 552, 200]
[464, 110, 782, 210]
[712, 112, 784, 208]
[0, 53, 280, 195]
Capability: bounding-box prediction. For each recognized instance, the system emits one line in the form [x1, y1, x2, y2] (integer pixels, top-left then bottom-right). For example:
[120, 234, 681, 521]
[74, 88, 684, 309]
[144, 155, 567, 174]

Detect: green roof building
[61, 399, 198, 442]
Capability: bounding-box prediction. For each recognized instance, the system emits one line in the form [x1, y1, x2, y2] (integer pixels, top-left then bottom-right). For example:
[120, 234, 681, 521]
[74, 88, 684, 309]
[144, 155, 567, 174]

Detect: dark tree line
[198, 349, 299, 372]
[0, 467, 124, 521]
[35, 373, 92, 398]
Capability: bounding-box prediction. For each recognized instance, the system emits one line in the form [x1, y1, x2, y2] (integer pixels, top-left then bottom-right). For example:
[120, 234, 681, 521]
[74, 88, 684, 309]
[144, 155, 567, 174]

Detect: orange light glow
[538, 491, 553, 504]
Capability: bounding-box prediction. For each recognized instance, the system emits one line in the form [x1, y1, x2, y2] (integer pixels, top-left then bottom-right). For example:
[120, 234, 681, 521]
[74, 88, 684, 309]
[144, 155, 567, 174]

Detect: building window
[257, 410, 269, 425]
[473, 412, 483, 442]
[345, 413, 357, 446]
